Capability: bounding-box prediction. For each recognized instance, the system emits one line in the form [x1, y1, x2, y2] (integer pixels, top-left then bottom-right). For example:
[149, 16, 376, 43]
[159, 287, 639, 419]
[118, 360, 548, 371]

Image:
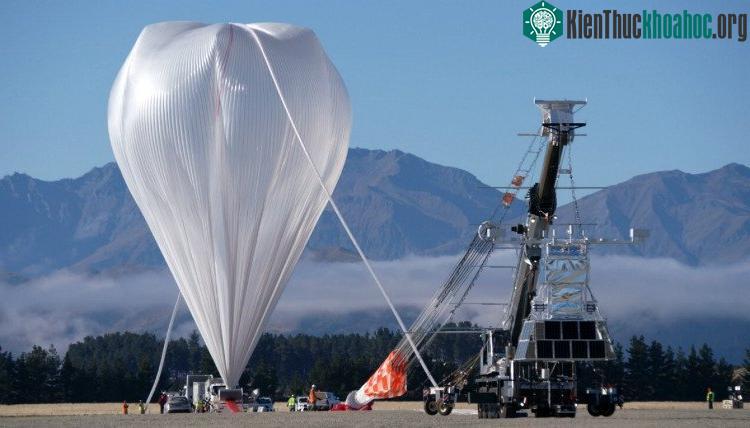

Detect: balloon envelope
[108, 22, 350, 387]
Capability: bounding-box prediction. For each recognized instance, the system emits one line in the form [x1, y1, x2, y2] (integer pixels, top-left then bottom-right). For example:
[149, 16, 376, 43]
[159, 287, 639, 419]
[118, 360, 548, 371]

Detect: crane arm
[503, 100, 586, 348]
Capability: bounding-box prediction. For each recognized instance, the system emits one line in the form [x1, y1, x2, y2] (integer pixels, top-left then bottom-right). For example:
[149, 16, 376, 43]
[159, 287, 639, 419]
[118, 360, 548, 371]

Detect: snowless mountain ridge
[1, 148, 748, 279]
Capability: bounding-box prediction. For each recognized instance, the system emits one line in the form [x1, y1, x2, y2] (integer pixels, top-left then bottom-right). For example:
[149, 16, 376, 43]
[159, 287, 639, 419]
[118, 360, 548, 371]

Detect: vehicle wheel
[424, 399, 438, 416]
[600, 403, 616, 417]
[480, 403, 496, 419]
[501, 403, 515, 418]
[478, 403, 486, 419]
[483, 404, 493, 419]
[438, 401, 453, 416]
[587, 403, 601, 417]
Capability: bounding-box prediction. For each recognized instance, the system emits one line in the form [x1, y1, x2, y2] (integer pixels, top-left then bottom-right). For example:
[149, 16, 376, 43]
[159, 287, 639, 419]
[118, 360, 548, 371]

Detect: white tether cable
[145, 293, 181, 409]
[249, 28, 438, 388]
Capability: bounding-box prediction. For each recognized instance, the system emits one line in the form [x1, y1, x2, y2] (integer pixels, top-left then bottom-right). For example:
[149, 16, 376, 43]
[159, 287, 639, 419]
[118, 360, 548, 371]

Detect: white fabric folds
[108, 22, 350, 388]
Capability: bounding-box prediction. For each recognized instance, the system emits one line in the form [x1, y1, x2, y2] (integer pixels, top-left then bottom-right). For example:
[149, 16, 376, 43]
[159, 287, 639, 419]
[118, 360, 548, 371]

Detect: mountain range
[555, 162, 750, 265]
[0, 148, 529, 278]
[2, 149, 749, 279]
[2, 149, 749, 361]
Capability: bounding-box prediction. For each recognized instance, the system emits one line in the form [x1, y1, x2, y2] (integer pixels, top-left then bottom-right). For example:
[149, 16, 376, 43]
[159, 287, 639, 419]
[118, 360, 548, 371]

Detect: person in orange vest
[308, 384, 317, 411]
[122, 400, 129, 415]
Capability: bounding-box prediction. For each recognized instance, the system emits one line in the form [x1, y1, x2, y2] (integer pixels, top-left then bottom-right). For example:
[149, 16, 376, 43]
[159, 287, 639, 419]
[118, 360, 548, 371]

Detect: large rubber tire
[587, 403, 601, 417]
[424, 400, 438, 416]
[489, 404, 500, 419]
[501, 404, 516, 418]
[600, 403, 616, 417]
[438, 401, 453, 416]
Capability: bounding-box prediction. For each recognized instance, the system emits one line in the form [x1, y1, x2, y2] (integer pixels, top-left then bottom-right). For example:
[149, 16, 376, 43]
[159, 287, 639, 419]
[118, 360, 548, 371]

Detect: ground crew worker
[287, 394, 296, 411]
[138, 400, 146, 414]
[122, 401, 129, 415]
[706, 387, 714, 409]
[158, 392, 168, 414]
[308, 384, 317, 411]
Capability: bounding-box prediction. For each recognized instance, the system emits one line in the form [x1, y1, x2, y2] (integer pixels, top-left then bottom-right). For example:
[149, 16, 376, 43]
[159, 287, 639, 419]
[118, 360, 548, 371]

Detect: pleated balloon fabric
[108, 22, 351, 388]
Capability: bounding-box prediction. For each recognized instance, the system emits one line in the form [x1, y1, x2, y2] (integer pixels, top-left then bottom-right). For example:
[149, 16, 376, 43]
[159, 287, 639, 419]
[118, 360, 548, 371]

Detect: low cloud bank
[2, 253, 748, 359]
[0, 270, 185, 353]
[590, 256, 750, 321]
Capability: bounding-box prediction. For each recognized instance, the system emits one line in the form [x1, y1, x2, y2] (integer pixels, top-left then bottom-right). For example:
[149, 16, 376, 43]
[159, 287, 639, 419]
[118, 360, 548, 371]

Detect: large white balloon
[108, 22, 350, 387]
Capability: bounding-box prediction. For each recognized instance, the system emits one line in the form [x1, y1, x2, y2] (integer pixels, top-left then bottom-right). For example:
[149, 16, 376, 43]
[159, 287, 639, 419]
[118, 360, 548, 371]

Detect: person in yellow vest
[308, 385, 317, 411]
[287, 394, 296, 411]
[706, 387, 714, 409]
[122, 400, 129, 415]
[138, 400, 146, 414]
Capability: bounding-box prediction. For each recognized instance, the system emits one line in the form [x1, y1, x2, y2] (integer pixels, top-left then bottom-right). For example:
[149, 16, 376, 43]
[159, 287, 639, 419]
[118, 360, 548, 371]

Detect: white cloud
[0, 270, 179, 353]
[2, 253, 748, 356]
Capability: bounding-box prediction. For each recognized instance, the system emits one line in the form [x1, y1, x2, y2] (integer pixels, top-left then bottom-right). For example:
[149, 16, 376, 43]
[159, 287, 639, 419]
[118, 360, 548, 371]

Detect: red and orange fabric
[362, 350, 408, 399]
[224, 399, 241, 413]
[502, 192, 514, 207]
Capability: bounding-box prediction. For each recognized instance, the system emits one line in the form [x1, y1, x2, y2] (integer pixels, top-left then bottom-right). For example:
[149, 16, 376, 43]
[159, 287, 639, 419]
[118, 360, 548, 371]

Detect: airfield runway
[1, 402, 748, 427]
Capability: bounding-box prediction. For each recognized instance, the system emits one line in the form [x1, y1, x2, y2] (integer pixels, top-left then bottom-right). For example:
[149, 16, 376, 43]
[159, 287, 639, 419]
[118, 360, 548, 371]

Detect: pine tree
[624, 336, 649, 400]
[0, 347, 15, 404]
[685, 346, 701, 400]
[602, 343, 625, 387]
[247, 362, 278, 398]
[714, 357, 734, 401]
[660, 346, 678, 401]
[696, 344, 716, 396]
[187, 331, 203, 372]
[646, 341, 667, 400]
[672, 347, 689, 400]
[17, 345, 61, 403]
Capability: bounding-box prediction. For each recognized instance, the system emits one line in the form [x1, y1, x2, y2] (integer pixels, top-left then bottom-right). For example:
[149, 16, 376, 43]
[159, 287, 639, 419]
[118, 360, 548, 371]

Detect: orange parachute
[502, 192, 514, 207]
[362, 350, 408, 399]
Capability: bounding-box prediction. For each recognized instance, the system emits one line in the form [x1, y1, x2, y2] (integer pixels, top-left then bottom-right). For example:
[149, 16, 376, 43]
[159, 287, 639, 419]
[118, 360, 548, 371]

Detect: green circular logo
[523, 1, 564, 47]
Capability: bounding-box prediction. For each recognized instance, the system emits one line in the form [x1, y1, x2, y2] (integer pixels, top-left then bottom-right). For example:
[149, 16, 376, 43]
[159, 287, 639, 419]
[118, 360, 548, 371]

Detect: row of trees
[578, 336, 745, 401]
[0, 327, 747, 404]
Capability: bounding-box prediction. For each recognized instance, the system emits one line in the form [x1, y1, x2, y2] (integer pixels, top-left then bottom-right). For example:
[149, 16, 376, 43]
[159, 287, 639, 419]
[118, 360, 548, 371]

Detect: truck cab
[479, 329, 509, 377]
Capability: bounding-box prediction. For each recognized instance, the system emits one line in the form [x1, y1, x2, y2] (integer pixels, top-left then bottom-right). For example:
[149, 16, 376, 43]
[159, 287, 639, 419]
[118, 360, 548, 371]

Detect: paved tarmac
[2, 407, 749, 427]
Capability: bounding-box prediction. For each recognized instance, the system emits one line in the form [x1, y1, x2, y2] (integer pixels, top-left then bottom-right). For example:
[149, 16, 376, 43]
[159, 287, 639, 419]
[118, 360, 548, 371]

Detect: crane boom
[504, 100, 586, 347]
[427, 100, 631, 419]
[419, 99, 640, 419]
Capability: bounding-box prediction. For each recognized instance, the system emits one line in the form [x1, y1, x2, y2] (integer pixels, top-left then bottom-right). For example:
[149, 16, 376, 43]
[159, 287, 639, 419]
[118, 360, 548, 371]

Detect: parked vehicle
[184, 374, 211, 407]
[314, 391, 340, 410]
[166, 396, 192, 413]
[295, 396, 311, 411]
[249, 396, 275, 412]
[727, 385, 744, 409]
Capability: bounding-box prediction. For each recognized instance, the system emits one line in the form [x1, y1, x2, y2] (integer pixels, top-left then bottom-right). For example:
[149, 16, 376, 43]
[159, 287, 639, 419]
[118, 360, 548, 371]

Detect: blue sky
[1, 0, 748, 192]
